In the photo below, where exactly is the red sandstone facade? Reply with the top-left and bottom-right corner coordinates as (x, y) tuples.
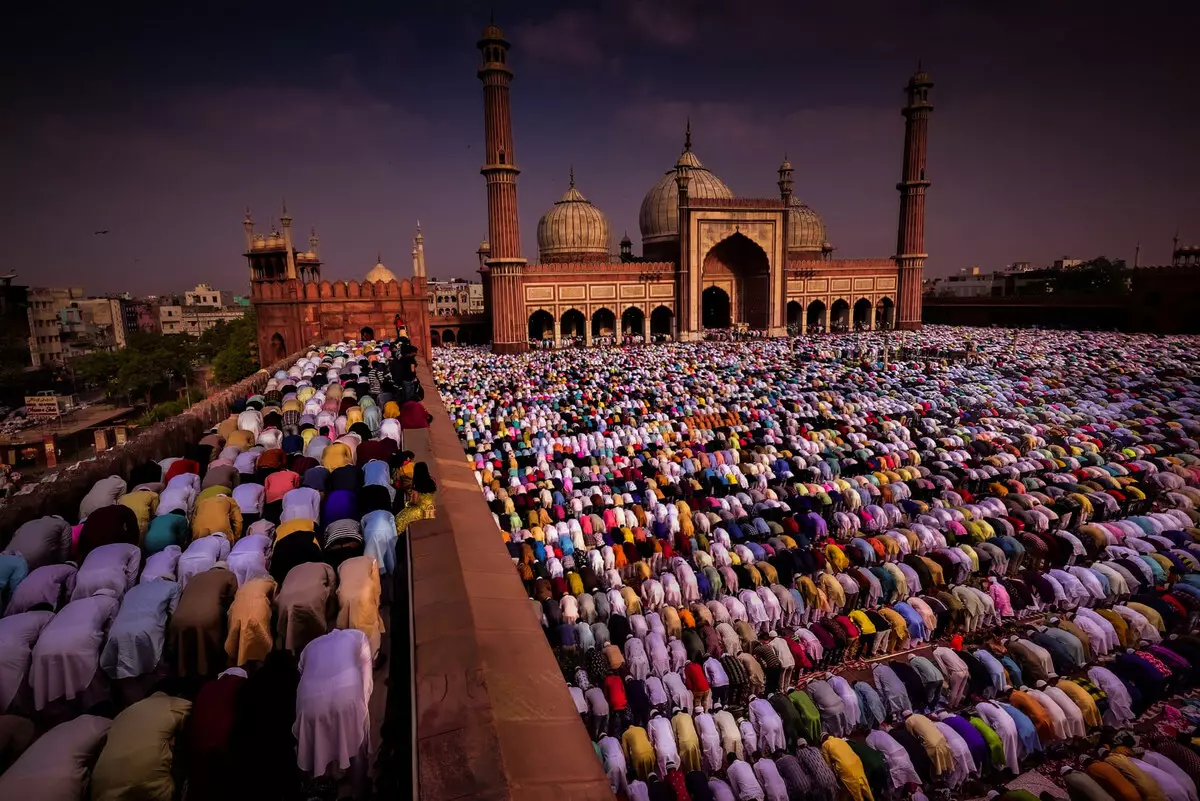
(477, 21), (933, 354)
(247, 207), (431, 362)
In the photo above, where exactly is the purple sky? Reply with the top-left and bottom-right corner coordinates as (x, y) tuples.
(4, 1), (1198, 295)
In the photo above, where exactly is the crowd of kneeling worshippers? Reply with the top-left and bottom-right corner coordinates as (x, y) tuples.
(432, 327), (1200, 801)
(0, 336), (438, 800)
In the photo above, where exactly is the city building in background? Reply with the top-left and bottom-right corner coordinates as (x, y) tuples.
(28, 287), (85, 367)
(428, 277), (484, 317)
(159, 283), (247, 335)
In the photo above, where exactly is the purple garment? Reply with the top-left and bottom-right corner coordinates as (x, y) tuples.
(4, 564), (77, 616)
(942, 714), (988, 770)
(70, 543), (140, 602)
(0, 610), (55, 711)
(31, 593), (119, 709)
(321, 489), (358, 528)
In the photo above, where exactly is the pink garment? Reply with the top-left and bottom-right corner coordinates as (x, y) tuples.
(988, 579), (1014, 617)
(31, 592), (119, 709)
(293, 629), (373, 776)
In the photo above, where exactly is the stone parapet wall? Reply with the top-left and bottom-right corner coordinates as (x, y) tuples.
(0, 348), (315, 541)
(409, 361), (613, 801)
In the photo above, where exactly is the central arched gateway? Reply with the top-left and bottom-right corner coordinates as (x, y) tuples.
(702, 286), (731, 329)
(702, 233), (771, 330)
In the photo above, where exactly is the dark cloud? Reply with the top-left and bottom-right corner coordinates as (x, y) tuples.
(1, 1), (1197, 295)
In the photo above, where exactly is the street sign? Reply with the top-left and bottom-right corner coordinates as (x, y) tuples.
(24, 395), (61, 421)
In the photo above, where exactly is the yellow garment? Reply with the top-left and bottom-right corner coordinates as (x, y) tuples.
(394, 492), (436, 534)
(196, 484), (231, 503)
(825, 544), (850, 572)
(878, 607), (909, 643)
(821, 736), (874, 801)
(849, 610), (876, 635)
(346, 406), (364, 425)
(322, 442), (353, 471)
(225, 577), (276, 665)
(90, 692), (192, 801)
(217, 415), (240, 440)
(819, 573), (845, 609)
(622, 726), (656, 780)
(336, 556), (385, 656)
(384, 401), (401, 419)
(1106, 753), (1167, 801)
(226, 430), (255, 450)
(620, 586), (642, 615)
(1096, 609), (1131, 647)
(906, 713), (955, 778)
(118, 490), (158, 536)
(276, 518), (317, 543)
(1058, 679), (1102, 729)
(672, 711), (702, 773)
(191, 495), (243, 540)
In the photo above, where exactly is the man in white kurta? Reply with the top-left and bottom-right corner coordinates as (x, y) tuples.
(0, 610), (55, 712)
(294, 628), (373, 777)
(71, 543), (140, 602)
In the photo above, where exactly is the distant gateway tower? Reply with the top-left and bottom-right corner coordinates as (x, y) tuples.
(477, 20), (931, 353)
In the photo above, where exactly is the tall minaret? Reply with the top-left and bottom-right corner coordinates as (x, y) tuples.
(478, 21), (526, 353)
(414, 221), (427, 279)
(895, 68), (933, 330)
(280, 199), (297, 279)
(243, 208), (255, 250)
(309, 227), (320, 258)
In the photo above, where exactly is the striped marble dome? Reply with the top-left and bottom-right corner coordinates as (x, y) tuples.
(638, 147), (733, 247)
(537, 171), (610, 262)
(788, 196), (826, 252)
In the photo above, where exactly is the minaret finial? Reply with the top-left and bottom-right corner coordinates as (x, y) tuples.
(377, 251), (382, 263)
(917, 57), (923, 72)
(569, 165), (575, 187)
(684, 117), (692, 151)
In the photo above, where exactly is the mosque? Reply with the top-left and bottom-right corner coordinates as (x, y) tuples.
(476, 21), (934, 354)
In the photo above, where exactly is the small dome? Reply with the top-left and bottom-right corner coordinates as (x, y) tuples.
(480, 23), (506, 41)
(787, 196), (826, 252)
(266, 232), (283, 248)
(366, 258), (397, 283)
(252, 234), (267, 250)
(297, 250), (318, 261)
(639, 147), (733, 246)
(536, 171), (610, 262)
(478, 239), (490, 252)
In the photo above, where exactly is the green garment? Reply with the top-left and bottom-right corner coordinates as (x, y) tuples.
(970, 715), (1005, 770)
(788, 689), (822, 744)
(848, 739), (889, 801)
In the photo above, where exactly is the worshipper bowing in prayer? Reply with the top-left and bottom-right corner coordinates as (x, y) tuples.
(90, 692), (191, 801)
(294, 628), (374, 788)
(0, 714), (112, 800)
(167, 563), (238, 678)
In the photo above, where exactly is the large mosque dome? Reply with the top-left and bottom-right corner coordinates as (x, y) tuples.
(787, 195), (827, 253)
(639, 137), (734, 248)
(537, 170), (610, 262)
(365, 256), (397, 283)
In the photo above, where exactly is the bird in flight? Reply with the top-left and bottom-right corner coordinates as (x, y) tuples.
(93, 230), (109, 235)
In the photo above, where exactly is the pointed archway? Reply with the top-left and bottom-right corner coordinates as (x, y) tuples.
(622, 306), (645, 337)
(853, 298), (873, 330)
(591, 308), (616, 338)
(650, 305), (674, 340)
(830, 299), (850, 331)
(876, 297), (895, 330)
(702, 232), (771, 329)
(560, 309), (585, 340)
(702, 286), (731, 329)
(786, 301), (803, 332)
(806, 300), (826, 331)
(529, 310), (555, 342)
